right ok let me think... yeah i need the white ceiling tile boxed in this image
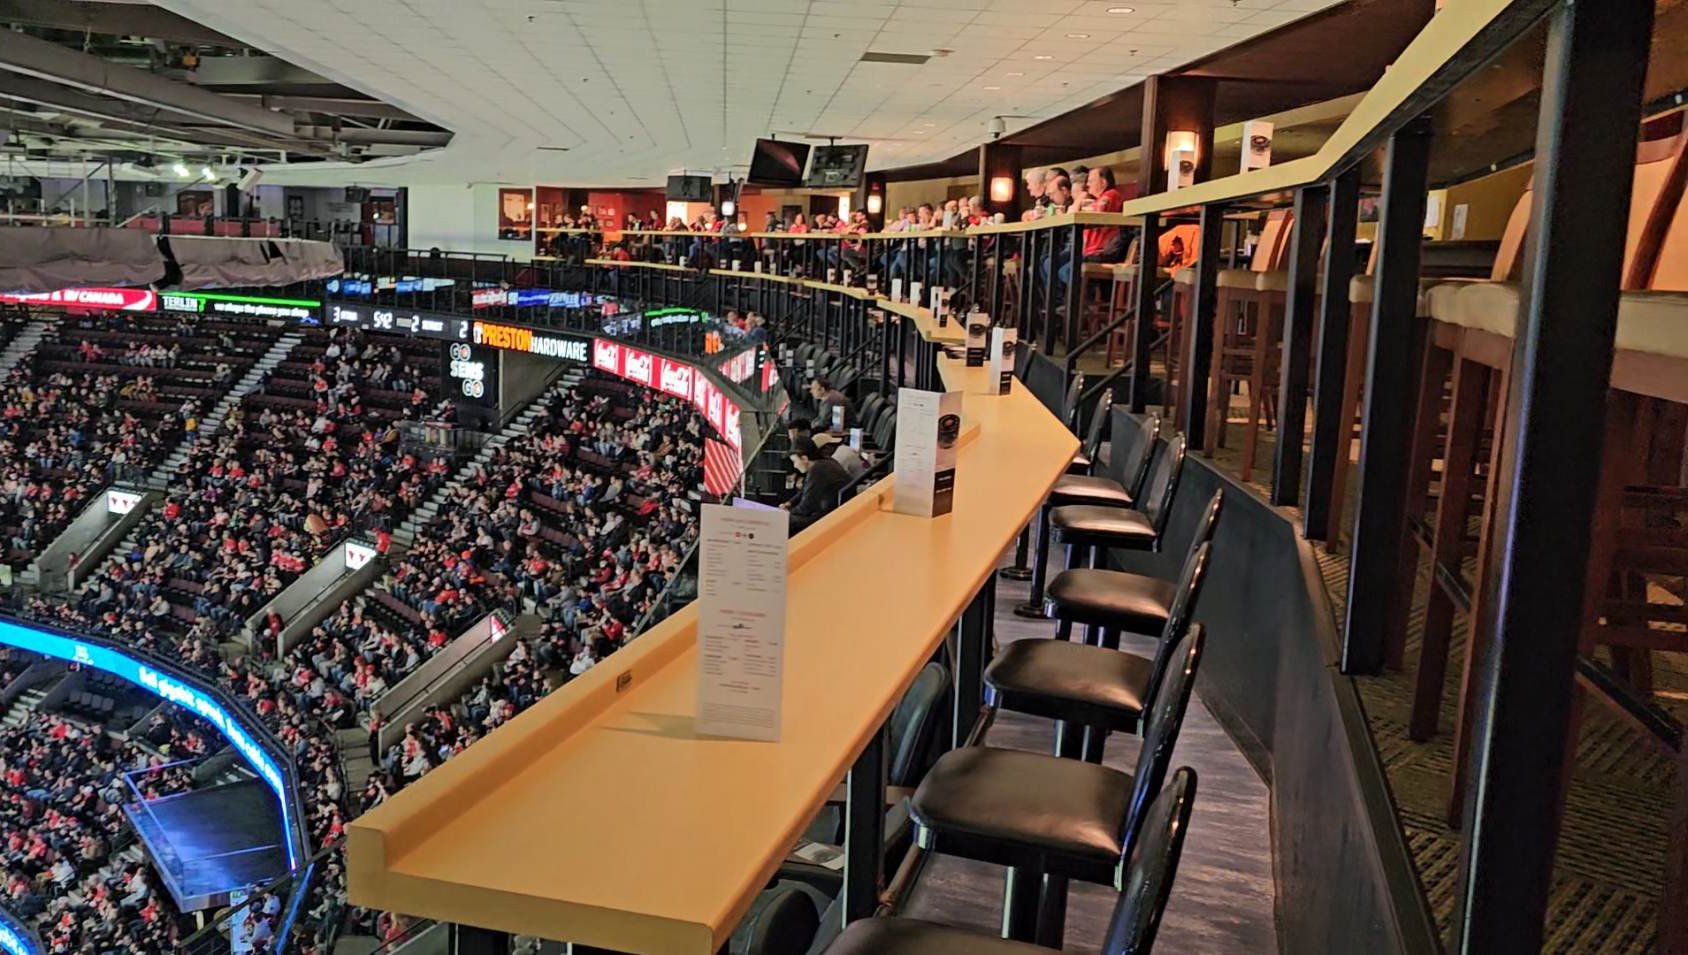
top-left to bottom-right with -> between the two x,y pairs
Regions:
148,0 -> 1346,185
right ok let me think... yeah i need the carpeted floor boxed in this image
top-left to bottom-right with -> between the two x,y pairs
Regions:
1206,416 -> 1679,955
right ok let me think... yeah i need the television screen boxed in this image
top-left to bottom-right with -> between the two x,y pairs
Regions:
804,144 -> 869,189
748,138 -> 810,187
665,175 -> 714,202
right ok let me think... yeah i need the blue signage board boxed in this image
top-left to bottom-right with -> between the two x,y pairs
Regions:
0,617 -> 299,869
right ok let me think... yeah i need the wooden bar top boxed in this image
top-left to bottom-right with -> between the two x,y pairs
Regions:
346,344 -> 1076,952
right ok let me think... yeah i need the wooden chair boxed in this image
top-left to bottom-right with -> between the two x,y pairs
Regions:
1397,125 -> 1688,835
1206,210 -> 1293,476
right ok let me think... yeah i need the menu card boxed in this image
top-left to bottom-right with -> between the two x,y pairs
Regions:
894,388 -> 962,518
696,504 -> 789,741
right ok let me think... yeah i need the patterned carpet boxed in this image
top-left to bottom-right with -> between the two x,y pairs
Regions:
1206,425 -> 1678,955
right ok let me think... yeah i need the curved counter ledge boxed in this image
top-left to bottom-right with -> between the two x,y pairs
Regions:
347,340 -> 1076,952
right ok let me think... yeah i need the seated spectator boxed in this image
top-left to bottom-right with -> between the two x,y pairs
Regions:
782,438 -> 850,533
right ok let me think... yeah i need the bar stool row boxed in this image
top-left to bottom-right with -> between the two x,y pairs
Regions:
824,407 -> 1221,953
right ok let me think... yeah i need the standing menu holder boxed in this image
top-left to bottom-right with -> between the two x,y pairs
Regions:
965,312 -> 990,367
893,388 -> 962,518
890,277 -> 903,303
988,327 -> 1017,395
931,286 -> 951,327
695,503 -> 789,741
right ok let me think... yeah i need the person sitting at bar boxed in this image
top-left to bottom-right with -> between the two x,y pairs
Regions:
782,438 -> 850,533
809,379 -> 849,431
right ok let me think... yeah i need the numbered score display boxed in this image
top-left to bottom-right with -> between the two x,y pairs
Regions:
443,341 -> 501,406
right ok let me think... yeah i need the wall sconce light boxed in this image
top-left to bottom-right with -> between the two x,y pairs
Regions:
721,199 -> 737,217
989,176 -> 1015,203
866,193 -> 883,215
1165,130 -> 1199,169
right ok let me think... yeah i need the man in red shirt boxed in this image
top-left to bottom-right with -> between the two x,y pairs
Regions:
1058,166 -> 1132,293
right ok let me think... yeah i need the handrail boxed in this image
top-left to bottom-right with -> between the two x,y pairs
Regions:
1063,276 -> 1175,373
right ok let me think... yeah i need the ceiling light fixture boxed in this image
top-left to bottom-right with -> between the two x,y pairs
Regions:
984,85 -> 1001,90
1107,6 -> 1135,13
172,162 -> 190,178
1006,71 -> 1024,77
1033,54 -> 1053,60
1066,33 -> 1090,38
201,166 -> 216,182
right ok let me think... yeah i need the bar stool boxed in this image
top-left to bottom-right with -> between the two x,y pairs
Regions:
1048,434 -> 1189,576
1040,490 -> 1223,653
907,622 -> 1206,943
1017,412 -> 1162,619
984,528 -> 1214,946
1237,270 -> 1289,481
823,767 -> 1197,955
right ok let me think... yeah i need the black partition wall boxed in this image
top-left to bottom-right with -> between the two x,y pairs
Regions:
1106,410 -> 1438,953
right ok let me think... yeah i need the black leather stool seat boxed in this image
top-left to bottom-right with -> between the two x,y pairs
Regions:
827,918 -> 1048,954
911,747 -> 1131,885
1051,505 -> 1157,548
984,639 -> 1155,733
1067,450 -> 1092,474
1050,474 -> 1134,508
1045,568 -> 1176,631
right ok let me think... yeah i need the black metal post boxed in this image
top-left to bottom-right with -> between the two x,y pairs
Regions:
1183,209 -> 1221,445
1063,222 -> 1085,354
1453,0 -> 1655,950
1130,215 -> 1162,413
1270,185 -> 1330,505
1303,169 -> 1361,539
991,235 -> 1009,325
1019,231 -> 1036,339
451,925 -> 510,955
1340,118 -> 1432,675
843,723 -> 888,925
1041,226 -> 1063,355
953,579 -> 994,748
1000,524 -> 1033,580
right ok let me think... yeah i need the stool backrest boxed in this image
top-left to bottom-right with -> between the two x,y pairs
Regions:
1140,434 -> 1189,540
1121,617 -> 1205,864
1143,496 -> 1223,707
1252,209 -> 1294,273
887,661 -> 950,789
1079,389 -> 1116,467
1062,372 -> 1087,431
1102,767 -> 1199,955
1116,415 -> 1163,499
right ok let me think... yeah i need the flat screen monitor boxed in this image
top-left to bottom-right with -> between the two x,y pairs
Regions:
748,138 -> 810,187
665,175 -> 714,202
804,144 -> 869,189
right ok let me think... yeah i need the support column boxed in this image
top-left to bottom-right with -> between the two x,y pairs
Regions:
1129,214 -> 1162,413
1303,169 -> 1361,540
1270,185 -> 1329,506
843,724 -> 888,925
978,141 -> 1024,222
1453,0 -> 1655,950
1182,207 -> 1223,447
1340,117 -> 1432,675
1138,75 -> 1217,198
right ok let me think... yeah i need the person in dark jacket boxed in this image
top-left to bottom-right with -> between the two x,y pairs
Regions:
783,438 -> 850,533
